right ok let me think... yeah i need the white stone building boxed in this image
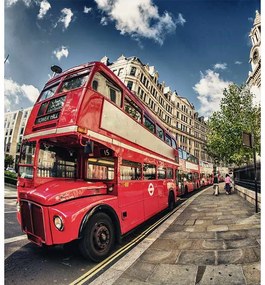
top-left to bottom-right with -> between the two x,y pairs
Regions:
246,10 -> 261,103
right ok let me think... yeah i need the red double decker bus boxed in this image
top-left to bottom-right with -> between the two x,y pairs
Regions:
177,148 -> 200,195
199,160 -> 214,186
17,61 -> 179,261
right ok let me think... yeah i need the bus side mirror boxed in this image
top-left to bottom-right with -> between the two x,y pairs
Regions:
84,141 -> 94,154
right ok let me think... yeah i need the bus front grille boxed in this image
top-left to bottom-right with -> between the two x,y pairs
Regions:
21,200 -> 45,243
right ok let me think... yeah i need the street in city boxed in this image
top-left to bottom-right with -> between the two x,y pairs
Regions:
5,183 -> 260,285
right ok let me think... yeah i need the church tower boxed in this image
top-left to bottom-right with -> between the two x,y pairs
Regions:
247,10 -> 261,88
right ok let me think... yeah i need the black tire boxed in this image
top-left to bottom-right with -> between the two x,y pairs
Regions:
79,212 -> 115,262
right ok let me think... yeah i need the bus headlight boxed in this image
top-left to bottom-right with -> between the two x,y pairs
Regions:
53,215 -> 64,231
16,201 -> 20,212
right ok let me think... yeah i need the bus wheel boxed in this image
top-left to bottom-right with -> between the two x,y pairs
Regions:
79,212 -> 114,262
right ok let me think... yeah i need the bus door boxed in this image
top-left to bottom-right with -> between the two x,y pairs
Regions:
118,159 -> 145,233
142,163 -> 159,219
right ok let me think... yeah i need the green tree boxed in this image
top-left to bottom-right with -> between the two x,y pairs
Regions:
205,84 -> 260,165
5,154 -> 14,169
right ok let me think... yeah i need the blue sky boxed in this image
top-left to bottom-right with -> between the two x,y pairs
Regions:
4,0 -> 260,117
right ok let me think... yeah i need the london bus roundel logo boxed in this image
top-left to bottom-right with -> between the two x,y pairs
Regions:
148,183 -> 154,196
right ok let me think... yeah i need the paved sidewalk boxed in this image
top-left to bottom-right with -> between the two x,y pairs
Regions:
91,186 -> 261,285
4,183 -> 17,199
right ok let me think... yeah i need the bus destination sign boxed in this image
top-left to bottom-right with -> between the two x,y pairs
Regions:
35,112 -> 60,124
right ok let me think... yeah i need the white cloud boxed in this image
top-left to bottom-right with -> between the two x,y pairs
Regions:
58,8 -> 73,30
95,0 -> 177,45
193,70 -> 232,117
4,78 -> 39,112
37,0 -> 51,19
53,46 -> 69,60
100,16 -> 108,26
6,0 -> 32,7
84,6 -> 92,14
176,13 -> 186,26
214,63 -> 227,70
235,61 -> 242,65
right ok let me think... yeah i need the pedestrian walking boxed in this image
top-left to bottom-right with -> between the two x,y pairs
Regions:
213,174 -> 219,195
225,173 -> 232,194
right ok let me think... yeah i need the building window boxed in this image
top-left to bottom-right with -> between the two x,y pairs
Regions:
127,81 -> 133,90
130,67 -> 136,76
118,68 -> 124,76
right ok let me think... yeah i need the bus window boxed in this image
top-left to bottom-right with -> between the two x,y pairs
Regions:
37,143 -> 77,178
165,134 -> 172,146
143,163 -> 156,180
86,158 -> 114,180
156,124 -> 164,140
178,147 -> 183,159
92,72 -> 122,107
120,160 -> 141,180
171,138 -> 177,149
39,83 -> 59,102
158,167 -> 166,179
124,96 -> 142,123
166,168 -> 173,179
58,71 -> 89,93
144,115 -> 155,133
187,173 -> 192,182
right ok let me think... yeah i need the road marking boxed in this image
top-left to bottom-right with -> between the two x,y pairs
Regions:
5,235 -> 27,244
5,211 -> 17,214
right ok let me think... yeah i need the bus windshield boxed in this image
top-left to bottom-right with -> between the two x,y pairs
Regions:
37,142 -> 77,178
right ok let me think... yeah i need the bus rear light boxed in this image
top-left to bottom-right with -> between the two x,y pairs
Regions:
53,216 -> 64,231
77,126 -> 87,134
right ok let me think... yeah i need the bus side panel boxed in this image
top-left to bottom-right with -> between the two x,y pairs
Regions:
118,181 -> 145,233
142,181 -> 160,220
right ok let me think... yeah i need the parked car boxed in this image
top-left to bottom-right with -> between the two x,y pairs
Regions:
6,167 -> 16,173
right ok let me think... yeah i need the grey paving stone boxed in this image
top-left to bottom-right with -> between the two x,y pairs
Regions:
207,225 -> 229,232
188,232 -> 216,239
114,277 -> 153,285
177,250 -> 216,265
147,264 -> 197,285
118,260 -> 156,282
217,248 -> 259,264
217,230 -> 248,240
184,219 -> 196,225
213,219 -> 236,225
197,264 -> 246,285
242,262 -> 260,285
139,248 -> 180,264
160,231 -> 189,239
202,239 -> 225,250
246,228 -> 260,238
225,238 -> 260,249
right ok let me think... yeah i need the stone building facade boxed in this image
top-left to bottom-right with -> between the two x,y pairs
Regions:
4,107 -> 33,166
